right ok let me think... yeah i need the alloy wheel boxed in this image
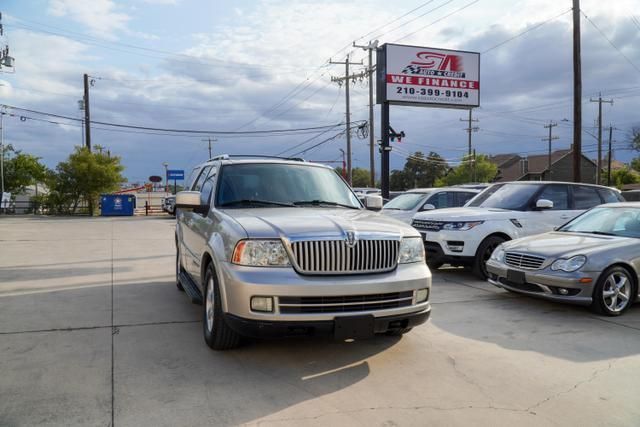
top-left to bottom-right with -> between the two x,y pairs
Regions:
602,271 -> 632,313
206,277 -> 215,332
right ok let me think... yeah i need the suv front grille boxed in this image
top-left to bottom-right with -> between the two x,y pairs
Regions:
412,220 -> 445,231
290,239 -> 399,274
505,252 -> 545,270
279,291 -> 414,314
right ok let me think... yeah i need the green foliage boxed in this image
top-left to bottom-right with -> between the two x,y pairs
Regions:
334,167 -> 372,187
390,151 -> 448,191
608,167 -> 640,189
2,146 -> 49,193
437,154 -> 497,186
46,147 -> 126,215
630,157 -> 640,173
631,127 -> 640,152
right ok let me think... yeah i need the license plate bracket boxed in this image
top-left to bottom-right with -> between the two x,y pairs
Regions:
507,269 -> 526,285
334,315 -> 375,340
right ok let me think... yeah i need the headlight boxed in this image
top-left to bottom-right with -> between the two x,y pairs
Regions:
232,240 -> 291,267
442,221 -> 484,231
550,255 -> 587,272
490,245 -> 505,262
398,237 -> 425,264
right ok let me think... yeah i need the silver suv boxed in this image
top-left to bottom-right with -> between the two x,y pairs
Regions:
175,155 -> 431,350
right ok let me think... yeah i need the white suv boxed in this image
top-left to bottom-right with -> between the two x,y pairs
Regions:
411,181 -> 624,279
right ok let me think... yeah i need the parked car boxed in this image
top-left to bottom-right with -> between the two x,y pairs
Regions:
163,196 -> 176,215
381,187 -> 480,224
175,155 -> 431,350
486,203 -> 640,316
412,181 -> 624,279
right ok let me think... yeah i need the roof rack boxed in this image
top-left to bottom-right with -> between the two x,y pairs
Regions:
208,154 -> 306,162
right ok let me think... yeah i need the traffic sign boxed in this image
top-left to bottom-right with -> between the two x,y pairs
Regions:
167,169 -> 185,180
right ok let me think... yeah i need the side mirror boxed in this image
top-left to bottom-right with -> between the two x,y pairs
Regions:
422,203 -> 435,211
536,199 -> 554,210
364,194 -> 383,211
175,191 -> 208,214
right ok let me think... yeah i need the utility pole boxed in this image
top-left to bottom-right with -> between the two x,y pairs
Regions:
572,0 -> 582,182
330,55 -> 363,185
607,124 -> 613,186
353,40 -> 378,187
542,121 -> 559,179
472,149 -> 477,183
83,73 -> 92,151
202,137 -> 217,158
0,110 -> 4,211
339,148 -> 346,179
460,109 -> 479,158
590,93 -> 613,184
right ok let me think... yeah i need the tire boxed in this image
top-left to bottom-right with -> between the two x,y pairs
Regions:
426,259 -> 444,270
202,263 -> 242,350
176,244 -> 184,291
385,327 -> 413,336
472,236 -> 506,280
591,266 -> 635,317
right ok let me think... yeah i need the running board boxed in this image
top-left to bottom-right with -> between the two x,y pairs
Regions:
179,271 -> 203,305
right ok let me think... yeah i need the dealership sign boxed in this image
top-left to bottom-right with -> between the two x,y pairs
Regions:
377,43 -> 480,108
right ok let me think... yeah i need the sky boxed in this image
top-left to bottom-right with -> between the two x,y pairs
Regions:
0,0 -> 639,184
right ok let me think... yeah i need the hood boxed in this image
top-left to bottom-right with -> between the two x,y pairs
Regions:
224,207 -> 419,239
502,231 -> 635,258
413,207 -> 512,222
380,209 -> 414,224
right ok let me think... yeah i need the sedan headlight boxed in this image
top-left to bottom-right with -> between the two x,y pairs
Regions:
442,221 -> 484,231
490,245 -> 505,262
399,237 -> 425,264
232,240 -> 291,267
550,255 -> 587,272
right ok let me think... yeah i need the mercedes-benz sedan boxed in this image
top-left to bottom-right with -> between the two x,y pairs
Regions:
486,203 -> 640,316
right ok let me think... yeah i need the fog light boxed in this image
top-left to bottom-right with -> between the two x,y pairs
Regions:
416,288 -> 429,303
250,296 -> 274,312
558,288 -> 569,295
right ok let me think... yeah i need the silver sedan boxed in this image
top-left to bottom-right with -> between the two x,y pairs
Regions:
486,203 -> 640,316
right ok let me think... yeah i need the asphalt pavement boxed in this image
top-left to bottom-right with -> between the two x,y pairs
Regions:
1,216 -> 639,426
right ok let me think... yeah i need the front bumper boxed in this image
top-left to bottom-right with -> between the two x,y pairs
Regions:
486,259 -> 597,305
218,261 -> 431,322
224,308 -> 431,338
415,228 -> 481,259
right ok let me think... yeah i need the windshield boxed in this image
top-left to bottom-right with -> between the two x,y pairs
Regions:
560,206 -> 640,238
383,193 -> 428,210
215,163 -> 362,208
467,183 -> 541,210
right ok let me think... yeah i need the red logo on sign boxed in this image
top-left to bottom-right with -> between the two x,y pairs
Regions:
411,52 -> 462,72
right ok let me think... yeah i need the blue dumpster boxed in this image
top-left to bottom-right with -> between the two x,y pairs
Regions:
100,194 -> 135,216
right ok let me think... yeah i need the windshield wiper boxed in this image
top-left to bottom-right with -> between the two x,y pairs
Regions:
569,230 -> 617,236
293,200 -> 360,209
219,199 -> 294,208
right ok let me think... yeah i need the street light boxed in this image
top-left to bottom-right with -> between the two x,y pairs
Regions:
162,162 -> 169,193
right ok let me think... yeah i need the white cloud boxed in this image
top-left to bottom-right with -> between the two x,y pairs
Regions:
48,0 -> 130,39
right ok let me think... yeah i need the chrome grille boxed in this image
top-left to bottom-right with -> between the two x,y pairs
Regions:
290,239 -> 399,274
505,252 -> 545,270
279,291 -> 414,314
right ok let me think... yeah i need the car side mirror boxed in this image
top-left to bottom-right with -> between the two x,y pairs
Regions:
535,199 -> 553,210
364,194 -> 383,211
422,203 -> 435,211
176,191 -> 208,214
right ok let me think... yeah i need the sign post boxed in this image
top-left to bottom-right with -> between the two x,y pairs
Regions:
377,43 -> 480,198
167,169 -> 185,194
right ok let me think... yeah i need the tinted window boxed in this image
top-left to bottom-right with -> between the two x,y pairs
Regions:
426,192 -> 448,209
467,183 -> 542,211
538,184 -> 569,210
199,175 -> 215,208
597,188 -> 622,203
455,192 -> 476,206
573,185 -> 602,210
185,167 -> 201,190
192,166 -> 212,192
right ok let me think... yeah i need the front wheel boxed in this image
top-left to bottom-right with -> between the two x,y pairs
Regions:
203,264 -> 242,350
472,236 -> 506,280
591,266 -> 635,316
176,244 -> 184,291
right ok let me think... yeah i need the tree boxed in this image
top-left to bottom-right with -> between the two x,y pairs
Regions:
630,157 -> 640,173
334,167 -> 371,187
630,127 -> 640,152
608,167 -> 640,189
2,145 -> 49,194
47,147 -> 126,215
389,151 -> 448,190
437,154 -> 498,186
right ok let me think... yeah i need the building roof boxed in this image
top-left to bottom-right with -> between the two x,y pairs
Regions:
490,149 -> 594,182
